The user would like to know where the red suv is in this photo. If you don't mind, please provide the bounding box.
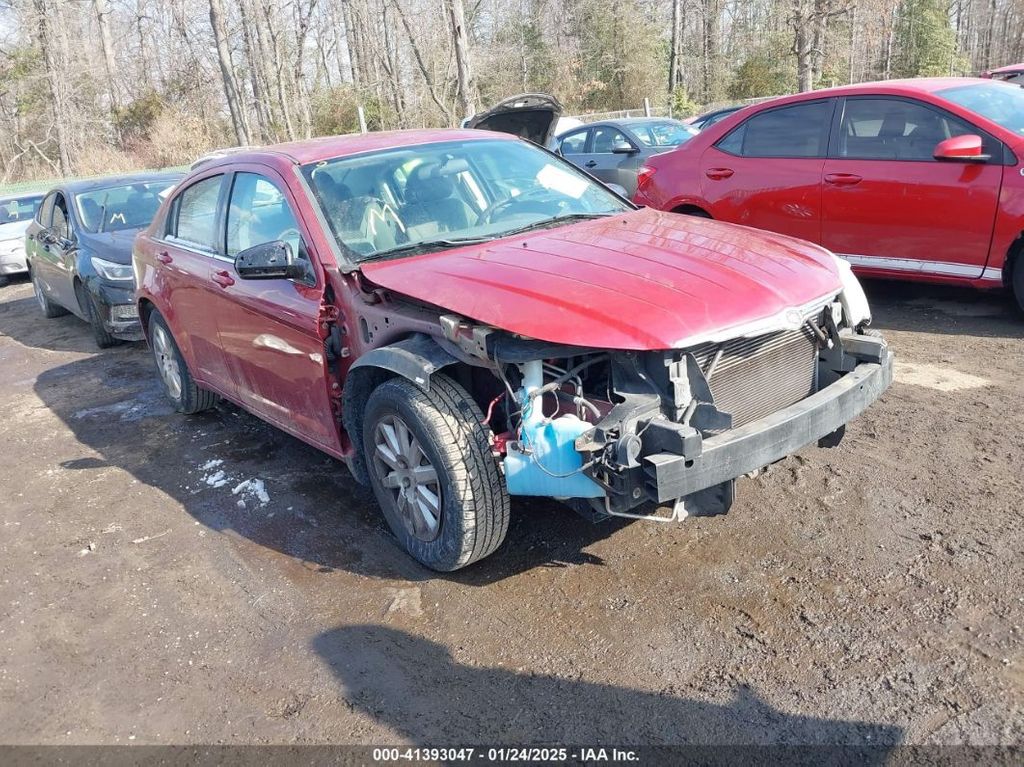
[134,130,890,570]
[634,78,1024,310]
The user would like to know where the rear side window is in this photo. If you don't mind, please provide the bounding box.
[169,176,222,252]
[559,130,589,155]
[838,98,981,161]
[717,101,831,158]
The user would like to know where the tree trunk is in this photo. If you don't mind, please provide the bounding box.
[445,0,476,118]
[208,0,250,145]
[33,0,73,174]
[669,0,681,103]
[92,0,119,112]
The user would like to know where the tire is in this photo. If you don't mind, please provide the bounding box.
[76,283,119,349]
[0,275,9,288]
[1013,260,1024,314]
[363,374,510,571]
[148,311,218,415]
[31,269,68,318]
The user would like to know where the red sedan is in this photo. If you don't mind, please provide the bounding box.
[633,78,1024,309]
[134,129,890,570]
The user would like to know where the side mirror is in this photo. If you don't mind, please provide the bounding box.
[934,134,990,162]
[235,240,306,280]
[41,230,58,245]
[611,141,638,155]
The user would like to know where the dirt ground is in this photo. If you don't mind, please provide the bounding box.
[0,275,1021,748]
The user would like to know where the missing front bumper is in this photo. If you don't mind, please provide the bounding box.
[642,354,893,504]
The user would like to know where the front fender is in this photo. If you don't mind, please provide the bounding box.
[348,333,457,391]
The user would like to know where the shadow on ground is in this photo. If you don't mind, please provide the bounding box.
[313,623,903,753]
[862,279,1023,339]
[31,343,631,586]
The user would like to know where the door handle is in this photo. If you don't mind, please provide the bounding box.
[211,269,235,288]
[584,160,598,168]
[824,173,863,186]
[156,251,173,264]
[705,167,734,180]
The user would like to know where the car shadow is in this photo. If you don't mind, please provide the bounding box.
[862,278,1024,339]
[313,623,904,753]
[34,348,633,586]
[0,293,103,354]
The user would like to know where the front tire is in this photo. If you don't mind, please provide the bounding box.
[363,375,510,571]
[76,283,119,349]
[148,311,218,414]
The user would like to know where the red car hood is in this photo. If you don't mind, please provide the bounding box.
[362,208,842,351]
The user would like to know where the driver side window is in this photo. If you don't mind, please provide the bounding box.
[51,193,70,240]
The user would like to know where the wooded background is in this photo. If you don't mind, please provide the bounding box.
[1,0,1022,183]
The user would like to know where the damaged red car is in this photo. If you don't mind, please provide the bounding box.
[134,128,892,571]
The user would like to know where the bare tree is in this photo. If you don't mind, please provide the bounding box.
[445,0,476,118]
[208,0,251,145]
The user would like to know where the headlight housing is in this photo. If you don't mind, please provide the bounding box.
[90,256,133,282]
[834,255,871,329]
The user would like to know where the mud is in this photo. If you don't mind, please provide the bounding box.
[0,276,1021,746]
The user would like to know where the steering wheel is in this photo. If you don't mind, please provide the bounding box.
[476,189,564,226]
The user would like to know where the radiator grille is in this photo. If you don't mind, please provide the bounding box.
[689,324,819,429]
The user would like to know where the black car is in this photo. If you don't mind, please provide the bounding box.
[554,118,699,196]
[25,171,182,347]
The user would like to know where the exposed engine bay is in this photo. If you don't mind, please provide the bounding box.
[439,293,890,521]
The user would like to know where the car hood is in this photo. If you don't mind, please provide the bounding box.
[362,208,843,351]
[0,220,32,241]
[77,228,141,264]
[466,93,563,147]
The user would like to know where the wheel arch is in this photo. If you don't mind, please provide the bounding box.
[671,203,713,218]
[343,333,459,484]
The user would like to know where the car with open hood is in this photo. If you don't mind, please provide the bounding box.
[26,171,182,347]
[464,93,565,149]
[134,129,891,571]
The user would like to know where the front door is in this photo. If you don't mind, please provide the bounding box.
[214,168,340,452]
[821,96,1003,279]
[585,125,643,194]
[699,99,835,245]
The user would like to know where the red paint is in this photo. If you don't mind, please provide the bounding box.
[634,77,1024,288]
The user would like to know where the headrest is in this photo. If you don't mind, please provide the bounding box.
[405,165,455,203]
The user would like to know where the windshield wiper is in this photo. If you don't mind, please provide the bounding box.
[497,211,617,238]
[365,236,491,262]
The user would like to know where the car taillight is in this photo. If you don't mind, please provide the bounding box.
[636,165,655,194]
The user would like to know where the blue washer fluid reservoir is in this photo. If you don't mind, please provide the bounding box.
[503,371,606,498]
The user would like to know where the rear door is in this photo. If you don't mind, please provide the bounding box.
[26,192,56,288]
[39,192,79,311]
[821,96,1003,279]
[214,167,340,452]
[699,99,835,245]
[158,173,235,394]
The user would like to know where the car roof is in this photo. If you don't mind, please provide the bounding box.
[60,170,184,196]
[755,77,994,108]
[202,128,515,168]
[0,190,47,202]
[986,62,1024,74]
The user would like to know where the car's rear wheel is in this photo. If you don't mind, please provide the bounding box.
[31,269,68,318]
[363,375,509,571]
[148,311,218,414]
[76,283,119,349]
[1013,258,1024,313]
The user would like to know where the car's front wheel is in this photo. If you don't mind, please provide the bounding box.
[76,283,119,349]
[363,375,510,571]
[148,311,218,414]
[1013,258,1024,313]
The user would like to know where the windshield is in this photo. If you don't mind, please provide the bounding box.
[628,120,698,148]
[303,138,631,262]
[75,181,177,233]
[939,82,1024,136]
[0,194,43,226]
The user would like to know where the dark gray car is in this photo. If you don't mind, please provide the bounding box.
[555,118,699,196]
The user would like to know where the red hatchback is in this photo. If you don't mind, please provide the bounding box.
[634,78,1024,310]
[135,129,890,570]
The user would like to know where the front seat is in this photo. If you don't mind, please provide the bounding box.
[401,165,474,236]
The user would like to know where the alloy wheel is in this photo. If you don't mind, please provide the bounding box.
[151,324,182,401]
[372,414,442,541]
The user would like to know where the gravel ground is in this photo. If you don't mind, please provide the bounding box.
[0,275,1021,748]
